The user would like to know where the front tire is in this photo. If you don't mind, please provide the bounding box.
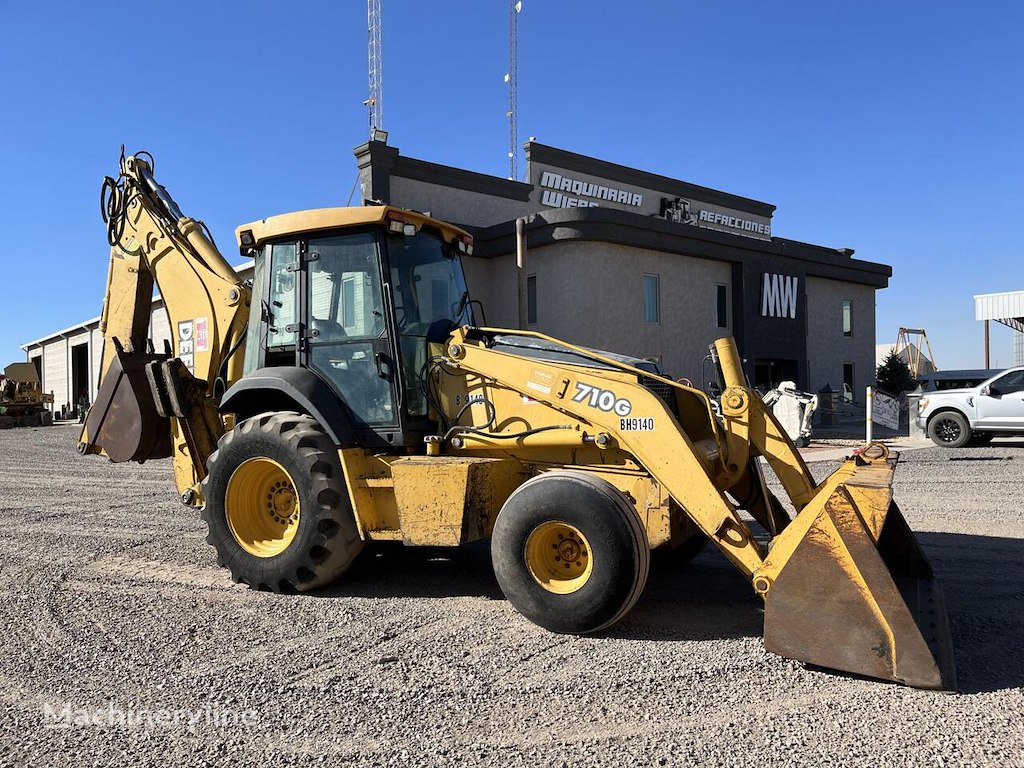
[201,411,363,592]
[491,470,650,634]
[927,411,971,448]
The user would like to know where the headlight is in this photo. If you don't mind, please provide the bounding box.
[918,397,929,412]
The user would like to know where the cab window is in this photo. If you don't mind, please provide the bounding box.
[305,231,395,428]
[308,233,383,340]
[387,229,472,417]
[991,370,1024,395]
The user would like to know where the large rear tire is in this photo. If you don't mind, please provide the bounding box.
[491,470,650,634]
[927,411,971,448]
[200,411,362,592]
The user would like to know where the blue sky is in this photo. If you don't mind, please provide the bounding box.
[1,1,1021,369]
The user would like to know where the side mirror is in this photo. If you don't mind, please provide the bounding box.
[981,384,997,397]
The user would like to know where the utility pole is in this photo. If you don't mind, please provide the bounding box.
[984,320,990,368]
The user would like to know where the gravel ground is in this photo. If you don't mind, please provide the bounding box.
[1,424,1022,767]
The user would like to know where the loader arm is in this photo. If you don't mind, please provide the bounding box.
[445,328,769,578]
[79,152,250,498]
[444,327,956,689]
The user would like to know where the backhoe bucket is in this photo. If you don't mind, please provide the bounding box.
[757,448,956,690]
[78,344,172,462]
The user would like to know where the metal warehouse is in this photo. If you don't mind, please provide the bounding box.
[22,140,890,416]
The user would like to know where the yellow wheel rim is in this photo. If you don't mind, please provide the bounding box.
[225,457,300,558]
[524,521,594,594]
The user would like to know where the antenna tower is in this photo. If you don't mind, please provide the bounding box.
[506,1,521,179]
[367,0,383,137]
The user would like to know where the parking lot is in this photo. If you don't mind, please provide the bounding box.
[1,424,1022,766]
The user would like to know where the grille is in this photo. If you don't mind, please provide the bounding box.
[639,376,680,419]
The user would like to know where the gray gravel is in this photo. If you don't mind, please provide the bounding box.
[1,424,1022,767]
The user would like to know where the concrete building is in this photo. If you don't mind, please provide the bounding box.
[23,140,891,414]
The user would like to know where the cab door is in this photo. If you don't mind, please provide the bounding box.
[302,231,399,439]
[975,370,1024,430]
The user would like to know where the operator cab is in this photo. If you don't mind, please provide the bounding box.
[238,207,474,449]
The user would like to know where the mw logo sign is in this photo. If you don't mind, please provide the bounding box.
[761,273,798,319]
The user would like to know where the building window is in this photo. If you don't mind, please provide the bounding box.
[341,277,356,328]
[716,284,728,328]
[643,274,659,324]
[527,274,537,324]
[843,362,855,403]
[843,300,852,337]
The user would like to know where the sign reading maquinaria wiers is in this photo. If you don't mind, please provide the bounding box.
[538,171,644,209]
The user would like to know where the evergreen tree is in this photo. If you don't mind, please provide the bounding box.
[876,349,918,395]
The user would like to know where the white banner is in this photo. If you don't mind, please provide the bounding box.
[872,389,900,431]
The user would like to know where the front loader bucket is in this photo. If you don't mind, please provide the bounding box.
[757,448,956,690]
[78,344,172,463]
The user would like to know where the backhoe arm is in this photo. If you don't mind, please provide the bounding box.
[80,151,250,499]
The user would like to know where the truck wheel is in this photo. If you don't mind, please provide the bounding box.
[927,411,971,448]
[491,470,650,634]
[201,411,362,592]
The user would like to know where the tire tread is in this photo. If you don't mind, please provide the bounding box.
[200,411,362,593]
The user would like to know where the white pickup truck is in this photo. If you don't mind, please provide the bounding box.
[916,365,1024,447]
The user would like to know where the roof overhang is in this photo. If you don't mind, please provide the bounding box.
[975,291,1024,333]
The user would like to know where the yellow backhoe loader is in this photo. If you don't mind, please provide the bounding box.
[1,362,53,428]
[80,150,956,690]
